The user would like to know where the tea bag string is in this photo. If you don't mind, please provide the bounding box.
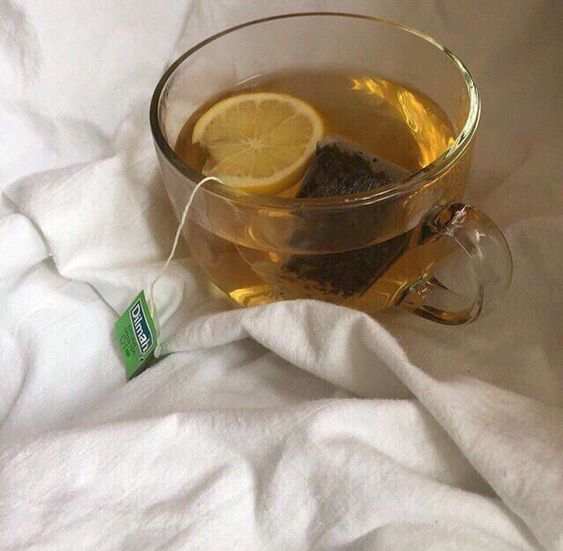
[148,176,224,357]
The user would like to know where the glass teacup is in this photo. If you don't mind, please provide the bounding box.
[150,13,512,325]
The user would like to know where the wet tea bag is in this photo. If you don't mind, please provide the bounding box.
[298,138,408,199]
[285,138,411,298]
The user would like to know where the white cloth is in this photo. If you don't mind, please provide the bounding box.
[1,1,562,550]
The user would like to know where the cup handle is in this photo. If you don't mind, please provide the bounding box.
[400,203,513,325]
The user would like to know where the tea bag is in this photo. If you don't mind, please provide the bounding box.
[298,138,408,199]
[285,138,411,298]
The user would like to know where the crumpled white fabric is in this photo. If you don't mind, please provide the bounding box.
[1,1,562,550]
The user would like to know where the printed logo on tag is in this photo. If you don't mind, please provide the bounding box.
[115,291,158,380]
[130,298,154,357]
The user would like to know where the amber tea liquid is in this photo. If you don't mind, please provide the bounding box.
[175,70,462,313]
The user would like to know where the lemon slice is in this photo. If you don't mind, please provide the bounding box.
[192,92,324,194]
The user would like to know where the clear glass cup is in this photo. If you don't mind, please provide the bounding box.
[150,13,513,325]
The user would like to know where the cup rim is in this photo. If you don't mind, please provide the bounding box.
[150,12,480,211]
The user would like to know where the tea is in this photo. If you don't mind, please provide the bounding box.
[174,69,460,314]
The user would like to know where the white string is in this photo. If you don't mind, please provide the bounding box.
[149,175,224,357]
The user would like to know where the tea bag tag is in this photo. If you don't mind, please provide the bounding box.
[114,176,223,379]
[115,290,158,379]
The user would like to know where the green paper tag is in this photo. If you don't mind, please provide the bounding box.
[115,291,158,379]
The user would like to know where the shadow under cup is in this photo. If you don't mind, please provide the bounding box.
[150,13,512,325]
